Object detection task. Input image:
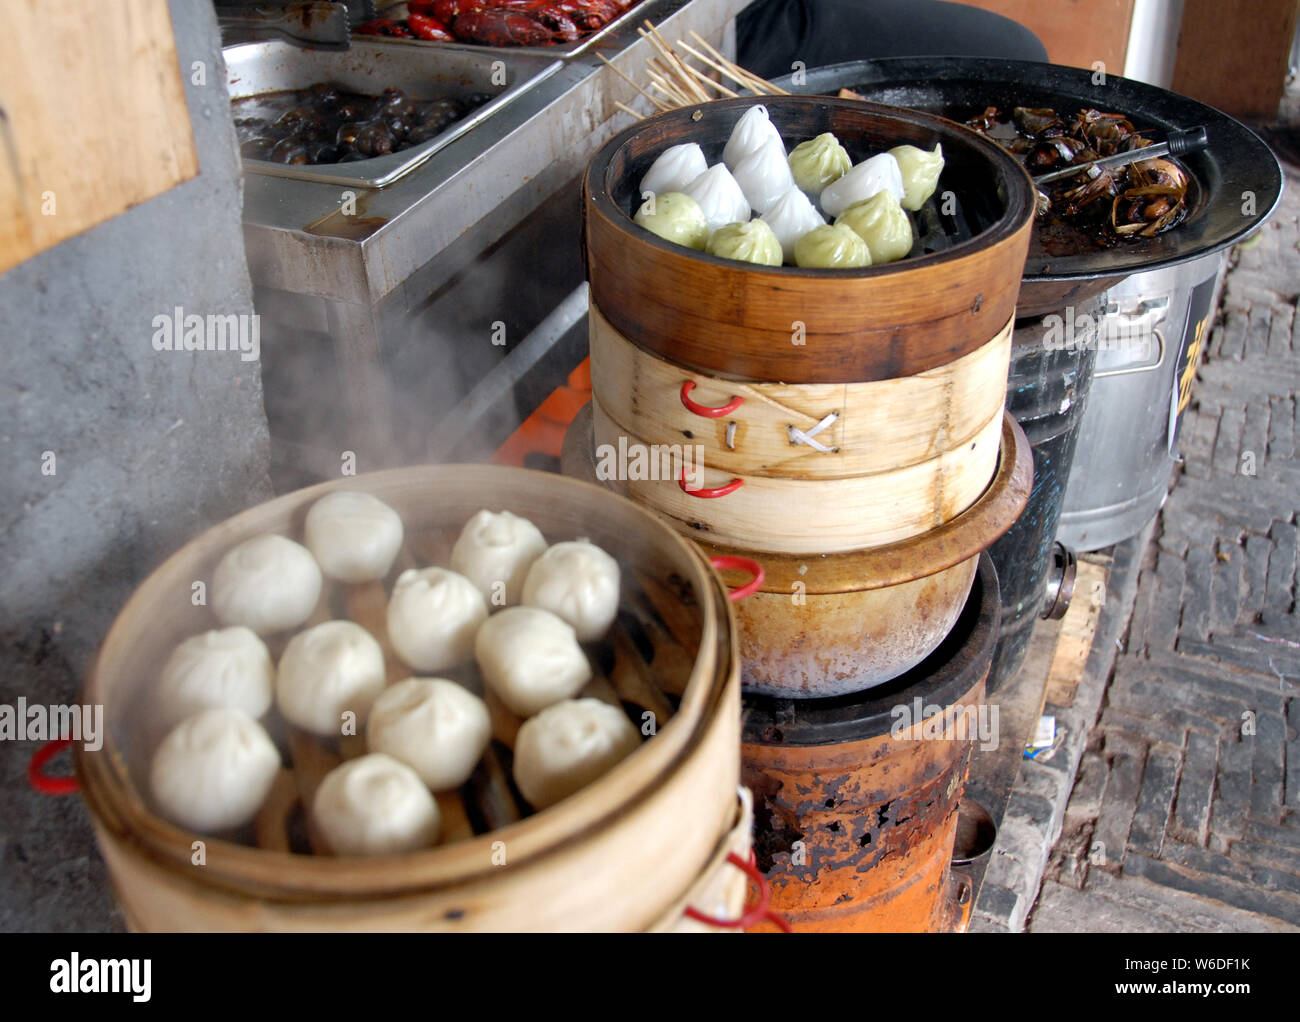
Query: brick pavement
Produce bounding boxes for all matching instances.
[1028,162,1300,932]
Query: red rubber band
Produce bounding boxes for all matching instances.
[684,850,789,931]
[679,467,743,499]
[709,555,765,602]
[680,381,744,418]
[28,738,80,795]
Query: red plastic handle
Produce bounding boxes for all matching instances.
[679,467,743,499]
[684,850,792,932]
[709,555,765,602]
[680,380,744,418]
[28,738,80,795]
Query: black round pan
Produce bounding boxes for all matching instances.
[778,57,1283,311]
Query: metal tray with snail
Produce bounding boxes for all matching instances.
[777,57,1283,312]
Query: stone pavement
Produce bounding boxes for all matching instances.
[1027,160,1300,932]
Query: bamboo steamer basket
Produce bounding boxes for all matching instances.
[589,302,1014,481]
[73,466,753,932]
[590,392,1004,554]
[564,406,1031,697]
[583,96,1036,385]
[742,553,1001,932]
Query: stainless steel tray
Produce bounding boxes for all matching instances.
[225,39,562,187]
[354,0,685,60]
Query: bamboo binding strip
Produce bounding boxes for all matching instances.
[589,302,1013,481]
[590,395,1003,554]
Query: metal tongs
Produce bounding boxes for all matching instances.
[1033,125,1209,185]
[216,1,375,49]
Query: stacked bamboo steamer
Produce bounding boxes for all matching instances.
[73,466,753,931]
[579,96,1037,697]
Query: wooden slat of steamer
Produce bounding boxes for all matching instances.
[434,791,475,846]
[254,769,299,854]
[607,629,675,725]
[589,304,1012,480]
[288,729,343,855]
[591,396,1004,554]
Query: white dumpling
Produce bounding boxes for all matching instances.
[683,164,750,235]
[733,138,795,215]
[722,103,784,171]
[211,534,322,635]
[639,142,708,199]
[387,567,488,673]
[276,620,386,736]
[150,708,280,833]
[366,678,490,791]
[765,186,826,264]
[313,753,440,856]
[820,152,906,218]
[512,698,641,810]
[521,540,620,642]
[303,490,404,584]
[155,627,274,731]
[450,509,547,607]
[475,606,591,717]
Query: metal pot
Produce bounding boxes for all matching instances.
[1057,250,1228,550]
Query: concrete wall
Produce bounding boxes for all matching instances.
[0,0,271,930]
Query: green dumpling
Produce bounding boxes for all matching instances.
[836,191,914,264]
[793,223,871,269]
[633,191,709,250]
[788,133,852,196]
[706,219,783,266]
[888,143,944,211]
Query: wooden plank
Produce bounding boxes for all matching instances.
[958,0,1134,74]
[0,0,198,274]
[1044,560,1109,709]
[1172,0,1299,119]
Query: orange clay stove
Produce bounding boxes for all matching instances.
[741,553,1000,932]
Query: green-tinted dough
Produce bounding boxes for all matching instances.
[633,191,710,250]
[889,143,944,211]
[706,219,783,266]
[793,223,871,269]
[836,191,914,264]
[788,133,852,195]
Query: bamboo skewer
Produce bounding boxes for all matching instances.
[688,30,788,95]
[598,52,671,111]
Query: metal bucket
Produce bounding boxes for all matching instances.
[740,554,999,932]
[1057,251,1228,551]
[986,299,1101,689]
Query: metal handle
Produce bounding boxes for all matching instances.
[680,381,744,418]
[1094,326,1167,378]
[1166,125,1208,157]
[679,467,743,499]
[708,555,765,602]
[28,739,80,796]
